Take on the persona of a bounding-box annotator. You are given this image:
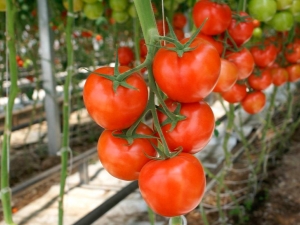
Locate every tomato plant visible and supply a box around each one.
[97,123,156,181]
[221,83,247,103]
[139,153,206,217]
[157,99,215,154]
[241,91,266,114]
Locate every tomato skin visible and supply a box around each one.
[192,0,232,35]
[153,38,221,103]
[225,48,255,80]
[241,91,266,114]
[118,47,134,66]
[97,123,156,181]
[197,33,224,55]
[173,13,187,29]
[139,153,206,217]
[213,59,238,93]
[271,67,289,86]
[174,29,185,40]
[248,0,277,22]
[221,83,247,103]
[156,20,169,36]
[250,44,277,68]
[157,99,215,154]
[228,12,254,46]
[284,42,300,64]
[83,66,148,130]
[286,64,300,82]
[139,39,148,58]
[248,69,273,91]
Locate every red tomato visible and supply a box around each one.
[17,60,23,67]
[157,99,215,154]
[173,13,187,29]
[225,48,255,80]
[284,42,300,64]
[97,123,156,181]
[250,44,277,68]
[252,19,260,28]
[139,39,148,58]
[174,28,185,40]
[241,91,266,114]
[192,0,232,35]
[248,69,273,90]
[213,59,238,93]
[139,153,206,217]
[118,47,134,66]
[95,34,102,41]
[83,66,148,130]
[81,30,93,38]
[221,83,247,103]
[156,19,169,36]
[197,33,224,55]
[153,38,221,103]
[227,12,254,46]
[286,64,300,82]
[271,67,289,86]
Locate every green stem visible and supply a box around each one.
[170,216,184,225]
[1,0,18,224]
[58,0,74,224]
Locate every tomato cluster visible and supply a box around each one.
[63,0,104,20]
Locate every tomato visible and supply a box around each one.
[225,48,255,80]
[81,30,93,38]
[157,99,215,154]
[221,83,247,103]
[252,27,263,39]
[269,11,294,31]
[112,10,129,23]
[139,39,148,58]
[286,64,300,82]
[252,19,261,28]
[284,42,300,63]
[289,0,300,16]
[83,66,148,130]
[174,29,185,40]
[118,46,134,66]
[248,0,277,22]
[250,44,277,68]
[139,153,206,217]
[271,67,289,86]
[109,0,128,12]
[97,123,156,181]
[241,91,266,114]
[156,20,169,36]
[128,3,137,18]
[153,38,221,103]
[213,59,238,93]
[164,0,180,11]
[192,0,232,35]
[95,34,102,41]
[276,0,293,10]
[84,2,104,20]
[0,0,6,11]
[197,33,224,55]
[228,12,254,46]
[173,13,187,29]
[63,0,83,12]
[248,69,273,90]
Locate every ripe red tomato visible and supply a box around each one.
[81,30,93,38]
[174,28,185,40]
[197,33,224,55]
[83,66,148,130]
[156,19,169,36]
[248,69,273,90]
[192,0,232,35]
[213,59,238,93]
[286,64,300,82]
[157,99,215,154]
[284,42,300,63]
[139,39,148,58]
[227,11,254,46]
[173,13,187,29]
[97,123,156,181]
[153,38,221,103]
[225,48,255,80]
[221,83,247,103]
[139,153,206,217]
[271,67,289,86]
[252,19,260,28]
[118,47,134,66]
[241,91,266,114]
[250,43,277,68]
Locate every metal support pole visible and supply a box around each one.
[37,0,61,155]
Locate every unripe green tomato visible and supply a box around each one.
[84,2,104,20]
[293,13,300,21]
[252,27,263,38]
[112,10,129,23]
[128,4,136,18]
[63,0,84,12]
[83,0,98,3]
[269,11,294,31]
[289,0,300,16]
[164,0,179,11]
[276,0,293,10]
[109,0,128,12]
[248,0,277,22]
[0,0,6,12]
